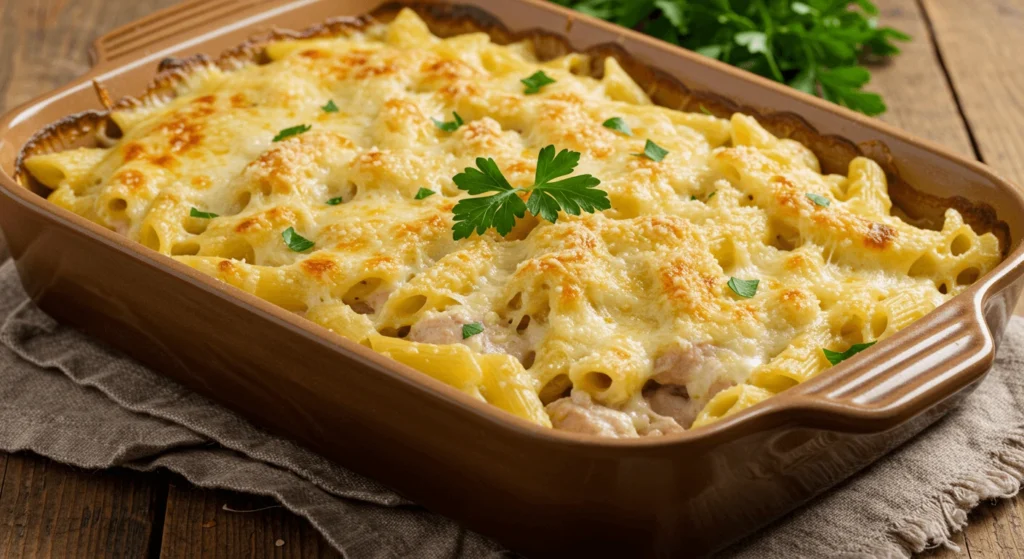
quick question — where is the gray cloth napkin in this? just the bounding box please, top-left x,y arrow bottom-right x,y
0,258 -> 1021,558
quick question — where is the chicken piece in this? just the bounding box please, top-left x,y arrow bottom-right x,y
645,383 -> 703,429
407,312 -> 464,345
628,396 -> 686,436
652,342 -> 724,386
547,391 -> 639,438
644,378 -> 736,429
547,391 -> 685,437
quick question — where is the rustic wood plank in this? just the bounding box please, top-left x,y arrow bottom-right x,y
921,0 -> 1024,187
917,0 -> 1024,318
870,0 -> 977,158
158,480 -> 341,559
0,0 -> 181,112
0,452 -> 164,558
963,498 -> 1024,559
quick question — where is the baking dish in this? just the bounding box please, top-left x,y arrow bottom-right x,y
1,0 -> 1023,556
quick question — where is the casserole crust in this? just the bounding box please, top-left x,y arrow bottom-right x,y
18,7 -> 1005,436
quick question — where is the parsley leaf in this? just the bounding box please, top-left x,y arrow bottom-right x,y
326,197 -> 344,205
521,70 -> 556,94
451,145 -> 608,240
550,0 -> 909,116
462,322 -> 484,339
432,112 -> 464,132
189,207 -> 218,219
282,227 -> 315,252
452,158 -> 527,240
321,100 -> 339,113
602,117 -> 633,136
272,124 -> 311,142
527,146 -> 607,223
415,188 -> 436,200
727,277 -> 759,298
699,105 -> 713,116
806,193 -> 831,207
636,139 -> 669,162
822,341 -> 876,365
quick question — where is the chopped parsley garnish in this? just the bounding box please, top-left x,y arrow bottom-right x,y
806,192 -> 831,207
521,70 -> 556,94
432,112 -> 464,132
272,124 -> 311,142
415,188 -> 436,200
462,322 -> 484,339
189,207 -> 218,219
282,227 -> 315,252
602,117 -> 633,136
636,139 -> 669,162
707,191 -> 716,200
321,100 -> 339,113
822,341 -> 876,366
727,277 -> 759,298
699,105 -> 713,116
690,195 -> 698,201
451,145 -> 609,240
326,197 -> 344,206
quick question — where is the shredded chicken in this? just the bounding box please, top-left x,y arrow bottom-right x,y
547,391 -> 683,438
645,384 -> 703,429
645,343 -> 737,428
651,342 -> 724,387
407,312 -> 465,345
406,311 -> 538,367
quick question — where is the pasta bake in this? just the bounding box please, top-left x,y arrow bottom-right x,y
24,9 -> 1002,437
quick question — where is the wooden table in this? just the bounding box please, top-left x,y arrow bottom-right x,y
0,0 -> 1022,556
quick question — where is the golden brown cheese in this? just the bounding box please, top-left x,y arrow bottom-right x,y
25,9 -> 1003,436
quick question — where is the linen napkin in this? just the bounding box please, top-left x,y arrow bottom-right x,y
0,259 -> 1021,558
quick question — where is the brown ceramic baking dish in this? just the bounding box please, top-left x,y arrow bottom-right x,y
1,0 -> 1023,556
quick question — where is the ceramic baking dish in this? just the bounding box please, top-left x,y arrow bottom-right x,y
2,1 -> 1023,556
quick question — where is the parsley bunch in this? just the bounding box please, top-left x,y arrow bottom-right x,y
551,0 -> 909,115
451,146 -> 610,240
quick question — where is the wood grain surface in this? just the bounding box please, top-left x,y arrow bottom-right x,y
0,453 -> 163,558
0,0 -> 1022,557
158,484 -> 340,558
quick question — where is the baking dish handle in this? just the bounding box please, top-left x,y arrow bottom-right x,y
88,0 -> 276,68
778,304 -> 993,433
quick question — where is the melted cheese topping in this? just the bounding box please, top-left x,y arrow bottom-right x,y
25,9 -> 1003,436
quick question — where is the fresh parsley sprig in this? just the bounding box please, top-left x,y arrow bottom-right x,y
522,71 -> 556,94
727,277 -> 759,298
282,227 -> 315,252
189,207 -> 218,219
462,322 -> 484,339
823,341 -> 876,365
273,124 -> 311,142
550,0 -> 909,115
636,139 -> 669,162
451,145 -> 609,240
806,192 -> 831,207
432,112 -> 464,132
603,117 -> 633,136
